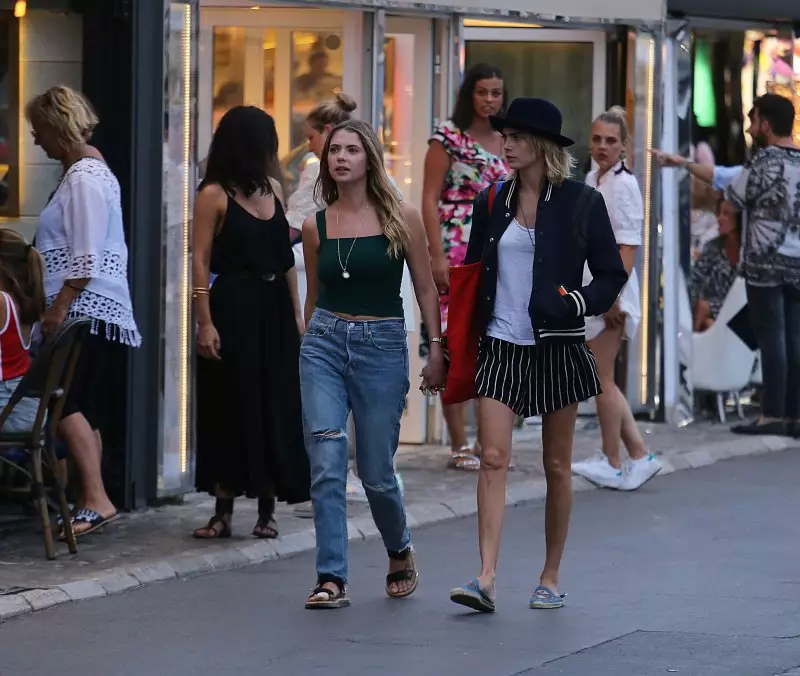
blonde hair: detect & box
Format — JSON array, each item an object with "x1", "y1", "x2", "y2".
[
  {"x1": 307, "y1": 93, "x2": 357, "y2": 131},
  {"x1": 316, "y1": 120, "x2": 410, "y2": 258},
  {"x1": 24, "y1": 85, "x2": 98, "y2": 147},
  {"x1": 593, "y1": 105, "x2": 630, "y2": 160},
  {"x1": 513, "y1": 134, "x2": 577, "y2": 185}
]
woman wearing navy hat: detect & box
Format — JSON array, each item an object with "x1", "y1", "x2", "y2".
[{"x1": 449, "y1": 98, "x2": 627, "y2": 613}]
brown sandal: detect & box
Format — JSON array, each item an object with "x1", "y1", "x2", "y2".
[
  {"x1": 386, "y1": 548, "x2": 419, "y2": 599},
  {"x1": 252, "y1": 518, "x2": 278, "y2": 539},
  {"x1": 192, "y1": 515, "x2": 231, "y2": 539}
]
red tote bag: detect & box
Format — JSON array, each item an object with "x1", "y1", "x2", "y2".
[
  {"x1": 441, "y1": 261, "x2": 482, "y2": 406},
  {"x1": 441, "y1": 180, "x2": 503, "y2": 406}
]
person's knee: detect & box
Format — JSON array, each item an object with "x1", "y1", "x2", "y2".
[
  {"x1": 309, "y1": 427, "x2": 347, "y2": 483},
  {"x1": 480, "y1": 444, "x2": 511, "y2": 472},
  {"x1": 542, "y1": 450, "x2": 571, "y2": 482}
]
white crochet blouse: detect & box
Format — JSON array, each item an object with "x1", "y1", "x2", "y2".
[{"x1": 36, "y1": 157, "x2": 141, "y2": 347}]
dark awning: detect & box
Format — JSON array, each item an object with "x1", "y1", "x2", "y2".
[{"x1": 668, "y1": 0, "x2": 799, "y2": 22}]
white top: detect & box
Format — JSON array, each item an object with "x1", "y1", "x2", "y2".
[
  {"x1": 584, "y1": 162, "x2": 642, "y2": 341},
  {"x1": 486, "y1": 219, "x2": 536, "y2": 346},
  {"x1": 285, "y1": 157, "x2": 417, "y2": 331},
  {"x1": 36, "y1": 157, "x2": 141, "y2": 346}
]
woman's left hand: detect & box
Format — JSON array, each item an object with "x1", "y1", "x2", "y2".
[
  {"x1": 41, "y1": 303, "x2": 69, "y2": 335},
  {"x1": 419, "y1": 350, "x2": 447, "y2": 394},
  {"x1": 604, "y1": 302, "x2": 625, "y2": 329}
]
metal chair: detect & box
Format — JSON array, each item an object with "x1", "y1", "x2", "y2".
[{"x1": 0, "y1": 317, "x2": 91, "y2": 559}]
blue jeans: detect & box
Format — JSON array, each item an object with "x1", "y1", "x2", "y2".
[{"x1": 300, "y1": 308, "x2": 411, "y2": 587}]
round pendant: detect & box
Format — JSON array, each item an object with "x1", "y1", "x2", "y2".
[{"x1": 342, "y1": 271, "x2": 351, "y2": 279}]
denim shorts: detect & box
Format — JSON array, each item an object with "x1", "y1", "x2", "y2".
[{"x1": 0, "y1": 376, "x2": 40, "y2": 434}]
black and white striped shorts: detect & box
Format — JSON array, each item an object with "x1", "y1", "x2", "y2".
[{"x1": 475, "y1": 336, "x2": 601, "y2": 418}]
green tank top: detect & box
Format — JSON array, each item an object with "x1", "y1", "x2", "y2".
[{"x1": 315, "y1": 210, "x2": 405, "y2": 318}]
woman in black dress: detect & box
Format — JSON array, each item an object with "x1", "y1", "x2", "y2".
[{"x1": 191, "y1": 106, "x2": 309, "y2": 539}]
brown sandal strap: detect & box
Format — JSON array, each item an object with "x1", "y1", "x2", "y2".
[{"x1": 193, "y1": 515, "x2": 231, "y2": 539}]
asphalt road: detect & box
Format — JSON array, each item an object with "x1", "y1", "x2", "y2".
[{"x1": 2, "y1": 451, "x2": 800, "y2": 676}]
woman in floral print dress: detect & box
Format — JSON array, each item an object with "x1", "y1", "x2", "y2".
[{"x1": 422, "y1": 63, "x2": 509, "y2": 471}]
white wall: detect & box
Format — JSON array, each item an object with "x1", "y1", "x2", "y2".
[{"x1": 4, "y1": 11, "x2": 83, "y2": 241}]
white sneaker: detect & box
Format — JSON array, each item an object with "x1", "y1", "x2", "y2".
[
  {"x1": 620, "y1": 453, "x2": 662, "y2": 491},
  {"x1": 571, "y1": 450, "x2": 608, "y2": 476},
  {"x1": 346, "y1": 469, "x2": 369, "y2": 503},
  {"x1": 572, "y1": 455, "x2": 624, "y2": 489}
]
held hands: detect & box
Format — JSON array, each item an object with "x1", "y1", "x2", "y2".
[
  {"x1": 431, "y1": 255, "x2": 450, "y2": 296},
  {"x1": 604, "y1": 302, "x2": 626, "y2": 329},
  {"x1": 419, "y1": 346, "x2": 447, "y2": 395},
  {"x1": 197, "y1": 321, "x2": 221, "y2": 360}
]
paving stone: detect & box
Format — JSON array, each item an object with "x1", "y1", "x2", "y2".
[
  {"x1": 168, "y1": 554, "x2": 215, "y2": 579},
  {"x1": 96, "y1": 572, "x2": 140, "y2": 595},
  {"x1": 686, "y1": 450, "x2": 714, "y2": 469},
  {"x1": 236, "y1": 542, "x2": 278, "y2": 565},
  {"x1": 128, "y1": 562, "x2": 176, "y2": 585},
  {"x1": 506, "y1": 479, "x2": 546, "y2": 505},
  {"x1": 406, "y1": 502, "x2": 454, "y2": 528},
  {"x1": 347, "y1": 519, "x2": 363, "y2": 542},
  {"x1": 58, "y1": 579, "x2": 108, "y2": 601},
  {"x1": 272, "y1": 530, "x2": 316, "y2": 558},
  {"x1": 761, "y1": 435, "x2": 791, "y2": 452},
  {"x1": 205, "y1": 548, "x2": 249, "y2": 572},
  {"x1": 21, "y1": 587, "x2": 70, "y2": 611},
  {"x1": 0, "y1": 595, "x2": 32, "y2": 620},
  {"x1": 350, "y1": 516, "x2": 380, "y2": 539},
  {"x1": 443, "y1": 495, "x2": 476, "y2": 518}
]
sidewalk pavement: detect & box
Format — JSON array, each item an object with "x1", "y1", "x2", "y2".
[{"x1": 0, "y1": 417, "x2": 795, "y2": 621}]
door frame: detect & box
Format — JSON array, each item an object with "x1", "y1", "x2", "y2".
[{"x1": 462, "y1": 27, "x2": 607, "y2": 118}]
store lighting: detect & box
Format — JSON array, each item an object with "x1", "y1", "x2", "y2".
[
  {"x1": 13, "y1": 1, "x2": 25, "y2": 18},
  {"x1": 640, "y1": 36, "x2": 655, "y2": 405},
  {"x1": 180, "y1": 4, "x2": 192, "y2": 474}
]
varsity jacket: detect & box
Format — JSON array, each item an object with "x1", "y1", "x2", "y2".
[{"x1": 463, "y1": 176, "x2": 628, "y2": 344}]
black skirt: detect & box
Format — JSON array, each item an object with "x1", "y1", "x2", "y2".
[
  {"x1": 475, "y1": 336, "x2": 601, "y2": 418},
  {"x1": 195, "y1": 274, "x2": 310, "y2": 504}
]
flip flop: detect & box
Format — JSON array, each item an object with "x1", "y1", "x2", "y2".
[
  {"x1": 450, "y1": 578, "x2": 496, "y2": 613},
  {"x1": 529, "y1": 585, "x2": 566, "y2": 609},
  {"x1": 62, "y1": 508, "x2": 119, "y2": 540}
]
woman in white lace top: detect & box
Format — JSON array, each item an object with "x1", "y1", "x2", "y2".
[{"x1": 26, "y1": 85, "x2": 140, "y2": 537}]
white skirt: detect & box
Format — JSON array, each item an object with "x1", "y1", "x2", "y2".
[{"x1": 583, "y1": 264, "x2": 641, "y2": 342}]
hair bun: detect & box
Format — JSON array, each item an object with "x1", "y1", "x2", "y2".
[
  {"x1": 605, "y1": 105, "x2": 627, "y2": 120},
  {"x1": 336, "y1": 93, "x2": 358, "y2": 113}
]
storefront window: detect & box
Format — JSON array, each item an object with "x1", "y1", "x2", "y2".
[
  {"x1": 161, "y1": 1, "x2": 197, "y2": 496},
  {"x1": 211, "y1": 26, "x2": 277, "y2": 132},
  {"x1": 466, "y1": 41, "x2": 594, "y2": 175},
  {"x1": 290, "y1": 31, "x2": 343, "y2": 148},
  {"x1": 0, "y1": 15, "x2": 18, "y2": 217}
]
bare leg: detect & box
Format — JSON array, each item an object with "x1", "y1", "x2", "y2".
[
  {"x1": 539, "y1": 403, "x2": 579, "y2": 594},
  {"x1": 444, "y1": 402, "x2": 468, "y2": 450},
  {"x1": 589, "y1": 325, "x2": 647, "y2": 467},
  {"x1": 476, "y1": 396, "x2": 516, "y2": 595},
  {"x1": 58, "y1": 413, "x2": 115, "y2": 533}
]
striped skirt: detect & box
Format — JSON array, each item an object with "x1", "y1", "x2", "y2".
[{"x1": 475, "y1": 337, "x2": 601, "y2": 418}]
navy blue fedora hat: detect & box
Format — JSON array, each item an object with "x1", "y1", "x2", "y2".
[{"x1": 490, "y1": 97, "x2": 574, "y2": 147}]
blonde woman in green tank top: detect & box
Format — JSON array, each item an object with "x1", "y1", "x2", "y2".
[{"x1": 299, "y1": 120, "x2": 445, "y2": 609}]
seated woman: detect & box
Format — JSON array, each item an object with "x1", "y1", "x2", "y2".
[
  {"x1": 0, "y1": 230, "x2": 46, "y2": 432},
  {"x1": 691, "y1": 198, "x2": 741, "y2": 332}
]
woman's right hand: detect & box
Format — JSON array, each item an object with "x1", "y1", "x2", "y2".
[
  {"x1": 431, "y1": 255, "x2": 450, "y2": 295},
  {"x1": 197, "y1": 321, "x2": 221, "y2": 360}
]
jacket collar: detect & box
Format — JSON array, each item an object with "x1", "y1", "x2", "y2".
[{"x1": 485, "y1": 177, "x2": 553, "y2": 255}]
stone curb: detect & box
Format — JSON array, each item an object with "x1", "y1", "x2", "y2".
[{"x1": 0, "y1": 434, "x2": 793, "y2": 623}]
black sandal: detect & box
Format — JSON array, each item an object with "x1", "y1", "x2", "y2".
[
  {"x1": 386, "y1": 547, "x2": 419, "y2": 599},
  {"x1": 305, "y1": 582, "x2": 350, "y2": 610},
  {"x1": 253, "y1": 496, "x2": 278, "y2": 539},
  {"x1": 192, "y1": 498, "x2": 233, "y2": 539}
]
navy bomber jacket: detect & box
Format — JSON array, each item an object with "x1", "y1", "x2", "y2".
[{"x1": 464, "y1": 176, "x2": 628, "y2": 344}]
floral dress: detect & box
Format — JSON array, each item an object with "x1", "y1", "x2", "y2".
[{"x1": 430, "y1": 120, "x2": 508, "y2": 331}]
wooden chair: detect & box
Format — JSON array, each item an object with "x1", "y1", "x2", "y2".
[{"x1": 0, "y1": 317, "x2": 91, "y2": 559}]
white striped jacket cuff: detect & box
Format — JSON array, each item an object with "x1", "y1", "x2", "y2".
[{"x1": 567, "y1": 290, "x2": 587, "y2": 317}]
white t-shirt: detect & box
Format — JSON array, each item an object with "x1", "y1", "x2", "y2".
[
  {"x1": 486, "y1": 220, "x2": 536, "y2": 345},
  {"x1": 584, "y1": 162, "x2": 643, "y2": 341}
]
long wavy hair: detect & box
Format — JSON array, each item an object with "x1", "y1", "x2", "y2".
[
  {"x1": 315, "y1": 120, "x2": 409, "y2": 258},
  {"x1": 0, "y1": 230, "x2": 45, "y2": 326}
]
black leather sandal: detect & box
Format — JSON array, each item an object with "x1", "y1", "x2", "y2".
[
  {"x1": 386, "y1": 547, "x2": 419, "y2": 599},
  {"x1": 306, "y1": 583, "x2": 350, "y2": 609}
]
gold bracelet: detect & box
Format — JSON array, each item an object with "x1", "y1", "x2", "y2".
[{"x1": 192, "y1": 288, "x2": 210, "y2": 297}]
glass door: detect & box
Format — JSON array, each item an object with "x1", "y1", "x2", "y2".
[
  {"x1": 463, "y1": 25, "x2": 606, "y2": 177},
  {"x1": 383, "y1": 16, "x2": 434, "y2": 444}
]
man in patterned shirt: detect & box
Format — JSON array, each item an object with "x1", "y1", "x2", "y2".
[{"x1": 725, "y1": 93, "x2": 800, "y2": 437}]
